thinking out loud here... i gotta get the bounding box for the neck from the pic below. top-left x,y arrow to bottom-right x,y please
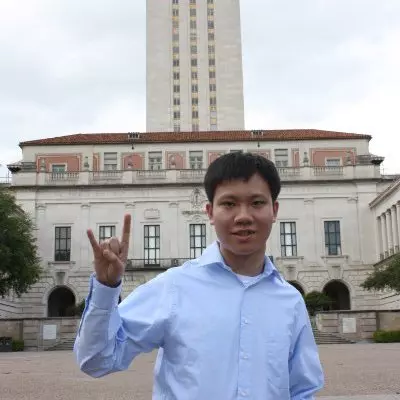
218,243 -> 266,277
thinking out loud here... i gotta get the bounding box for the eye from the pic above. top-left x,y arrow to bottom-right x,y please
253,200 -> 266,206
221,201 -> 235,208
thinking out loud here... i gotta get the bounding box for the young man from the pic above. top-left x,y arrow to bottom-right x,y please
74,152 -> 324,399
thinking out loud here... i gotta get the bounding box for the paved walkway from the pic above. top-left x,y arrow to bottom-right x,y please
0,343 -> 399,399
319,397 -> 400,400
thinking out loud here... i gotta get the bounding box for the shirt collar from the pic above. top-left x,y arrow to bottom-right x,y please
198,241 -> 283,283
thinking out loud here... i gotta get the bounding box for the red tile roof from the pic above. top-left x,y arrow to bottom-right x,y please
19,129 -> 371,147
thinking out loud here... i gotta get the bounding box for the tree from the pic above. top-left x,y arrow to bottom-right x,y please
0,186 -> 42,297
304,291 -> 333,316
361,254 -> 400,294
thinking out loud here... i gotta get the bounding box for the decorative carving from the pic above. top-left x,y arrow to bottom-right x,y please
304,199 -> 314,205
190,187 -> 206,209
144,208 -> 160,219
169,202 -> 179,208
182,210 -> 207,216
125,202 -> 135,209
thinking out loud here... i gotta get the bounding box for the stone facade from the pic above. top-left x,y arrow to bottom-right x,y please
1,130 -> 399,320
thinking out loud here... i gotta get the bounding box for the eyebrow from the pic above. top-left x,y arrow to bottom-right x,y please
218,194 -> 267,200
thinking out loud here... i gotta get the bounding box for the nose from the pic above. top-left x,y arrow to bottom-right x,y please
234,205 -> 253,225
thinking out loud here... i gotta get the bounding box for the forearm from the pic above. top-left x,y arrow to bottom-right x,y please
74,276 -> 136,377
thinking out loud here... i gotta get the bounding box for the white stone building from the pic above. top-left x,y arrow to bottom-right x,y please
369,178 -> 400,309
1,128 -> 399,318
146,0 -> 245,132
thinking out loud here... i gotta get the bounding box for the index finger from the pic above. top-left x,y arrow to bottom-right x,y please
87,229 -> 101,254
120,214 -> 132,256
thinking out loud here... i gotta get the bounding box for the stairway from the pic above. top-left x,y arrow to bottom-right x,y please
313,328 -> 355,344
45,337 -> 75,351
44,330 -> 353,351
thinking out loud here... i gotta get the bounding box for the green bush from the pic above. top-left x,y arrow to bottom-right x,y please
12,340 -> 24,351
304,291 -> 333,316
373,330 -> 400,343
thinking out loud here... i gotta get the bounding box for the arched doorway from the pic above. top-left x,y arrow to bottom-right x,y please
323,280 -> 351,310
288,281 -> 305,296
47,286 -> 76,317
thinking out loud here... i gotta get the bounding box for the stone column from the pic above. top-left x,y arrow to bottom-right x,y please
382,213 -> 388,258
80,203 -> 91,270
386,210 -> 393,256
35,204 -> 47,263
396,203 -> 400,253
392,205 -> 399,253
377,216 -> 384,260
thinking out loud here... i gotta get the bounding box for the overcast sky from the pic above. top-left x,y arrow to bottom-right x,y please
0,0 -> 399,177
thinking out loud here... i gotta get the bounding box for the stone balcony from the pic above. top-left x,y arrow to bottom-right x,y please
9,164 -> 382,187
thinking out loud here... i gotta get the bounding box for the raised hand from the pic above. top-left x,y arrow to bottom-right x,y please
87,214 -> 131,287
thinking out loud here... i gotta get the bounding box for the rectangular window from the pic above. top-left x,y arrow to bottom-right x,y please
209,70 -> 216,79
208,32 -> 215,41
173,84 -> 180,93
324,221 -> 341,256
274,149 -> 289,168
149,151 -> 162,170
191,58 -> 198,67
209,58 -> 215,66
209,83 -> 216,92
51,164 -> 66,173
173,97 -> 180,106
99,225 -> 116,242
280,222 -> 297,257
190,8 -> 196,16
210,96 -> 217,106
192,124 -> 199,131
192,97 -> 198,105
190,20 -> 197,29
103,152 -> 117,170
173,71 -> 180,80
192,84 -> 198,92
192,110 -> 199,119
191,71 -> 198,79
190,224 -> 206,258
172,9 -> 179,17
173,59 -> 180,67
144,225 -> 160,265
189,151 -> 203,169
173,111 -> 180,119
54,227 -> 71,261
325,158 -> 341,167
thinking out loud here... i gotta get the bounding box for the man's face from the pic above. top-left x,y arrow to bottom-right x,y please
206,173 -> 279,256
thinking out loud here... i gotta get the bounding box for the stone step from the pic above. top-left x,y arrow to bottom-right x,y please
313,328 -> 354,345
45,338 -> 75,351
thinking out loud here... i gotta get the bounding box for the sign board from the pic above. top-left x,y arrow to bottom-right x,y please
342,317 -> 356,334
43,324 -> 57,340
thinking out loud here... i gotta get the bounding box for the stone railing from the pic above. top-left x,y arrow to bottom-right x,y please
8,164 -> 382,187
126,258 -> 191,270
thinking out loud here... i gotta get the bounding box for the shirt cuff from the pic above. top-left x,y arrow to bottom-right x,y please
90,273 -> 122,311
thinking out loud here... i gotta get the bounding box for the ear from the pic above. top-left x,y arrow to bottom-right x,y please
206,202 -> 214,225
272,201 -> 279,223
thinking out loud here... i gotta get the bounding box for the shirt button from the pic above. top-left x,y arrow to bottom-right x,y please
240,389 -> 249,397
241,352 -> 249,359
243,318 -> 249,324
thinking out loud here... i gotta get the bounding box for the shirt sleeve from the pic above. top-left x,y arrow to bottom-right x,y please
288,298 -> 325,400
73,271 -> 174,378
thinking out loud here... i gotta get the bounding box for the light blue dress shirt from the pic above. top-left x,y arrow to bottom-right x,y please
74,241 -> 324,399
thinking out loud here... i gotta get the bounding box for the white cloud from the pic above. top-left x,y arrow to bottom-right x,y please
0,0 -> 399,177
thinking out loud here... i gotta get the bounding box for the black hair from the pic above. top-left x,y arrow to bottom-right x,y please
204,152 -> 281,203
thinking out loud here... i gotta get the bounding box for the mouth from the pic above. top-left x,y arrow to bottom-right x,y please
232,230 -> 256,237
